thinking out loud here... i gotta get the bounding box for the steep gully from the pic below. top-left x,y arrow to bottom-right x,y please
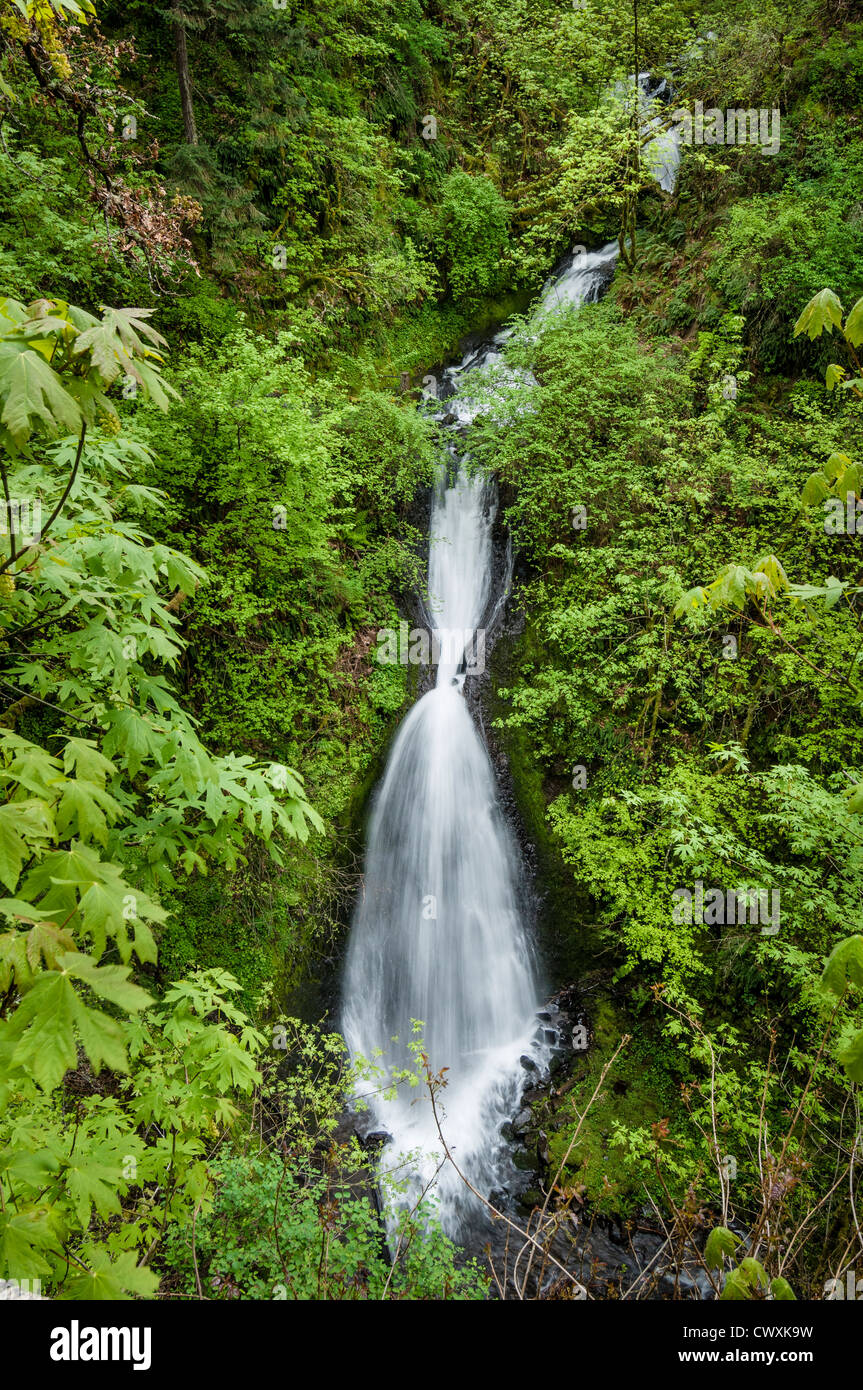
340,79 -> 685,1282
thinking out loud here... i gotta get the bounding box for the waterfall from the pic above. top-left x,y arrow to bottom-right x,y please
342,159 -> 677,1237
638,74 -> 681,193
341,375 -> 540,1232
609,71 -> 682,195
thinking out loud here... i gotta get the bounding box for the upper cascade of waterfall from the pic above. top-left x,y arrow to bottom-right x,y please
610,70 -> 682,194
432,239 -> 621,448
424,242 -> 620,685
638,73 -> 681,193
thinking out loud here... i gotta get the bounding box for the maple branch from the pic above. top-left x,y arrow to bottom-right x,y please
0,421 -> 86,579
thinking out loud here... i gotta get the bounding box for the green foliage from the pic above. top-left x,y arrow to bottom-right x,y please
800,451 -> 863,506
434,171 -> 512,302
469,174 -> 863,1281
793,286 -> 863,398
157,1015 -> 488,1301
164,1151 -> 487,1301
0,296 -> 174,449
0,295 -> 321,1293
0,968 -> 262,1295
134,326 -> 434,760
706,1230 -> 796,1301
709,191 -> 863,369
673,555 -> 790,618
820,935 -> 863,1082
704,1225 -> 740,1267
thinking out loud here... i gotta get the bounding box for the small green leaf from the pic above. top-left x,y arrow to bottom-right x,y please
843,296 -> 863,349
672,586 -> 708,619
836,1028 -> 863,1084
0,340 -> 82,446
0,1207 -> 63,1280
60,951 -> 151,1011
825,363 -> 846,391
60,1246 -> 159,1301
0,808 -> 26,891
793,288 -> 844,341
770,1276 -> 796,1300
64,1157 -> 123,1227
720,1270 -> 751,1300
801,472 -> 830,506
705,1225 -> 740,1267
820,935 -> 863,995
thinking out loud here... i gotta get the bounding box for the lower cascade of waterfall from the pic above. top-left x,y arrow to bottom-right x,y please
341,679 -> 541,1232
341,135 -> 679,1239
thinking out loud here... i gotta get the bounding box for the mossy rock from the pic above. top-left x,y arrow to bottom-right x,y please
547,998 -> 681,1216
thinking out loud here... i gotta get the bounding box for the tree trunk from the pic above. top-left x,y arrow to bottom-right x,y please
173,20 -> 198,145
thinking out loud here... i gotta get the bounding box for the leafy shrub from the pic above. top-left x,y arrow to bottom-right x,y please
434,171 -> 512,302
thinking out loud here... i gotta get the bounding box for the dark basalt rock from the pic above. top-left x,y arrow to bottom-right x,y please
360,1130 -> 392,1153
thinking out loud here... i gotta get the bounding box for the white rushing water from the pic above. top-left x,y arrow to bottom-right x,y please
341,129 -> 679,1238
638,74 -> 681,194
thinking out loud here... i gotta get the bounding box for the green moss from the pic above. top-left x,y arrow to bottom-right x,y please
544,1000 -> 679,1215
156,874 -> 283,1001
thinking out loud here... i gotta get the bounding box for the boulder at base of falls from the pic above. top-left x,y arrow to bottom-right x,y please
519,1055 -> 538,1074
360,1130 -> 393,1154
512,1147 -> 535,1172
500,1108 -> 532,1142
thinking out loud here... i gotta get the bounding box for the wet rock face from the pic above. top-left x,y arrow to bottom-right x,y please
361,1130 -> 393,1155
496,982 -> 587,1170
536,983 -> 589,1064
